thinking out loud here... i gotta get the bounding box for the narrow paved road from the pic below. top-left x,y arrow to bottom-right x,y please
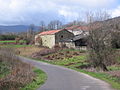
20,57 -> 114,90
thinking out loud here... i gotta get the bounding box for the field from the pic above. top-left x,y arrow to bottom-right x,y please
0,40 -> 26,43
17,46 -> 45,57
0,40 -> 16,43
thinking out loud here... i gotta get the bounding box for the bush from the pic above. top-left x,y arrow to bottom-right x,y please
0,35 -> 17,40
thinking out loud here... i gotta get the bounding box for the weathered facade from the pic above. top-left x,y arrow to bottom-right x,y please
35,29 -> 74,48
60,34 -> 88,48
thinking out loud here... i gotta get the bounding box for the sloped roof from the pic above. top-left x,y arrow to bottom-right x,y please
59,34 -> 88,42
73,34 -> 87,41
76,26 -> 89,31
65,25 -> 89,31
65,25 -> 80,30
39,29 -> 61,35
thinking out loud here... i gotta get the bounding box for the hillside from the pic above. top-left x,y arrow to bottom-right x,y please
0,25 -> 39,33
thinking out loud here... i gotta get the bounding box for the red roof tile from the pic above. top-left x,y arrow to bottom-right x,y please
39,29 -> 61,35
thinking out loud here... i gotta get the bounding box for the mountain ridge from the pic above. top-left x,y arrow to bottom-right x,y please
0,25 -> 39,33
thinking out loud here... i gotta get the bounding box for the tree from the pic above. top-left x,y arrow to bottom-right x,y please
48,21 -> 54,30
26,24 -> 36,44
48,20 -> 62,30
28,24 -> 35,37
86,10 -> 111,23
86,10 -> 115,71
39,21 -> 46,32
111,29 -> 120,48
55,20 -> 62,29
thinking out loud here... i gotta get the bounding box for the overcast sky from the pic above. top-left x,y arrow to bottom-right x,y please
0,0 -> 120,25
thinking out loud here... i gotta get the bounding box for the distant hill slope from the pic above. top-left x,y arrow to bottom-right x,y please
0,25 -> 39,33
87,16 -> 120,30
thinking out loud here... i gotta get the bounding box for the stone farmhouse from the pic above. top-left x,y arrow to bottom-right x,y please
35,29 -> 74,48
35,25 -> 89,48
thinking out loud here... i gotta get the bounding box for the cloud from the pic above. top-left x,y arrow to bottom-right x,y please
0,0 -> 119,25
111,6 -> 120,17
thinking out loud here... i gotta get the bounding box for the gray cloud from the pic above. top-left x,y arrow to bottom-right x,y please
0,0 -> 119,25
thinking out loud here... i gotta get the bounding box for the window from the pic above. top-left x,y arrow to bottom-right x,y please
61,35 -> 63,38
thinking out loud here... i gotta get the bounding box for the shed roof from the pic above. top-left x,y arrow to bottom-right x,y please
65,25 -> 80,30
60,34 -> 88,42
65,25 -> 89,31
39,29 -> 61,35
73,34 -> 87,41
76,26 -> 89,31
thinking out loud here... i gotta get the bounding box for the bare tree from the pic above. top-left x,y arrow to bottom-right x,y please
48,20 -> 62,30
27,24 -> 35,37
26,24 -> 36,44
39,21 -> 46,32
86,10 -> 115,71
55,20 -> 62,29
86,10 -> 111,23
112,30 -> 120,48
48,21 -> 54,30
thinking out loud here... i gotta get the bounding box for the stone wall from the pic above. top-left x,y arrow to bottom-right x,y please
40,35 -> 55,48
55,30 -> 74,43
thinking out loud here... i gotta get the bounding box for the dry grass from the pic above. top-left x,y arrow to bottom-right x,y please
17,46 -> 45,57
0,47 -> 36,90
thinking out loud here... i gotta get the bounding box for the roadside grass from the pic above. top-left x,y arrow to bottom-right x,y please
0,62 -> 10,78
108,66 -> 120,71
22,68 -> 47,90
72,68 -> 120,90
0,47 -> 47,90
0,59 -> 47,90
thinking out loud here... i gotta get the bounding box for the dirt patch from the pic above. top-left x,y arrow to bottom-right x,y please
40,50 -> 85,61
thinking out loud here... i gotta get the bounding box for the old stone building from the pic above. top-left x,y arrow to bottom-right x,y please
60,34 -> 88,48
65,25 -> 89,36
35,29 -> 74,48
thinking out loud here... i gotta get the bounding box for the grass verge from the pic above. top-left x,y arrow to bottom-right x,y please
22,68 -> 47,90
0,62 -> 10,78
70,67 -> 120,90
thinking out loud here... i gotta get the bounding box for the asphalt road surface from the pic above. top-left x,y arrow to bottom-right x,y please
20,57 -> 114,90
